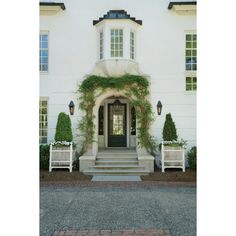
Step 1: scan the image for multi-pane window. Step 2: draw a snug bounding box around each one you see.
[99,31,104,60]
[112,114,124,135]
[186,77,197,91]
[39,99,48,143]
[130,107,136,135]
[111,29,123,57]
[98,106,104,135]
[130,31,135,59]
[185,34,197,71]
[39,33,48,72]
[185,33,197,91]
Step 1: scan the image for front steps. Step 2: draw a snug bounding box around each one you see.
[83,149,150,176]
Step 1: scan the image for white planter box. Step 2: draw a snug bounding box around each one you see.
[49,143,73,172]
[161,143,185,172]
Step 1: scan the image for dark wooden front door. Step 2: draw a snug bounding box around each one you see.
[108,103,127,147]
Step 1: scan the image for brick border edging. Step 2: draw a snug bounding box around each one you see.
[40,181,196,188]
[53,228,172,236]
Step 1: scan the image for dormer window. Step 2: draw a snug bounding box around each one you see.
[111,29,123,58]
[94,10,142,62]
[93,10,142,76]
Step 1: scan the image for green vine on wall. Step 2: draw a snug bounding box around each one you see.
[77,74,158,155]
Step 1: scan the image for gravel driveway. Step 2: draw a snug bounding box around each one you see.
[40,183,196,236]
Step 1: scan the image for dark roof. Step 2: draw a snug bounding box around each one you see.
[40,2,66,10]
[93,10,142,26]
[168,1,197,10]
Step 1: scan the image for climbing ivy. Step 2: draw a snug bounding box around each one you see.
[77,74,158,155]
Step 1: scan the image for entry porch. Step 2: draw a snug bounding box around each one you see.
[79,90,154,175]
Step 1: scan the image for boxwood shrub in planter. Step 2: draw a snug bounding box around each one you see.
[162,113,178,142]
[49,112,74,172]
[161,113,186,172]
[159,113,178,151]
[187,146,197,169]
[55,112,73,143]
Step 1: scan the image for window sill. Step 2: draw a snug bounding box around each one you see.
[184,90,197,95]
[40,71,49,76]
[185,71,197,75]
[99,58,136,62]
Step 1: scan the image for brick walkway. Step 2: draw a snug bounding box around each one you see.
[53,229,171,236]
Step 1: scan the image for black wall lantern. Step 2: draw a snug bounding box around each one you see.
[113,99,122,112]
[68,101,75,115]
[157,101,162,115]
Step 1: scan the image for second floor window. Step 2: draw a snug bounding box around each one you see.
[111,29,123,57]
[40,33,48,72]
[185,34,197,71]
[185,33,197,91]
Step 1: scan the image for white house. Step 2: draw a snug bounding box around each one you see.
[40,0,196,174]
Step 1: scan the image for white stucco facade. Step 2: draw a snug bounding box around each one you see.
[40,0,196,154]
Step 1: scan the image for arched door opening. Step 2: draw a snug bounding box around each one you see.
[97,95,136,149]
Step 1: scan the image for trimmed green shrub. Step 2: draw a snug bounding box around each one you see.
[162,113,178,141]
[54,112,73,142]
[40,144,50,169]
[187,146,197,169]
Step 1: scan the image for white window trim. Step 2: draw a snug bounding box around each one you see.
[110,28,124,59]
[184,75,197,94]
[39,97,49,144]
[185,76,197,92]
[130,31,135,60]
[40,30,49,74]
[184,30,197,92]
[185,33,197,72]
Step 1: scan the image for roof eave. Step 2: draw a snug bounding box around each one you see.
[93,10,142,26]
[93,18,142,26]
[40,2,66,10]
[168,1,197,10]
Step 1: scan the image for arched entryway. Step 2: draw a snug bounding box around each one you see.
[91,89,138,155]
[78,77,154,174]
[97,95,136,149]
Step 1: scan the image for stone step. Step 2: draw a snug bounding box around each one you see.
[97,155,137,159]
[91,176,141,181]
[90,165,145,170]
[98,148,136,153]
[83,169,149,176]
[96,157,137,162]
[97,153,137,158]
[96,157,138,161]
[95,160,139,166]
[85,149,149,176]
